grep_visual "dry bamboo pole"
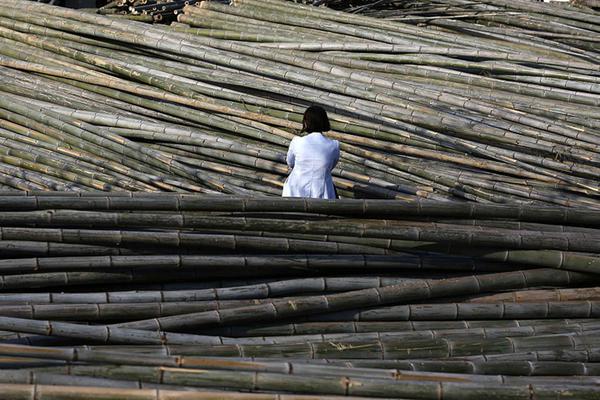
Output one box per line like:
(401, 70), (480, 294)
(11, 364), (600, 389)
(0, 300), (293, 321)
(211, 355), (600, 374)
(0, 384), (389, 400)
(40, 75), (306, 164)
(0, 240), (149, 258)
(0, 253), (489, 275)
(7, 300), (599, 330)
(10, 303), (598, 325)
(60, 330), (600, 360)
(301, 301), (600, 322)
(0, 276), (442, 304)
(114, 269), (593, 331)
(4, 210), (600, 254)
(3, 194), (600, 225)
(7, 317), (600, 347)
(89, 343), (600, 360)
(0, 268), (314, 291)
(66, 343), (600, 361)
(0, 316), (224, 345)
(464, 288), (600, 303)
(3, 342), (600, 378)
(20, 362), (600, 387)
(199, 319), (600, 337)
(22, 359), (600, 399)
(0, 369), (198, 390)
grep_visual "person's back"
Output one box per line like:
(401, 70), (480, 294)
(282, 132), (339, 199)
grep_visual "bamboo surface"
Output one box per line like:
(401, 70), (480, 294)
(0, 0), (599, 204)
(1, 0), (600, 397)
(0, 194), (597, 397)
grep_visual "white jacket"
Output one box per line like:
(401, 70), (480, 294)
(282, 132), (340, 199)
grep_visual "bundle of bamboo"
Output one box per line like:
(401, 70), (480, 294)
(0, 0), (599, 206)
(1, 0), (600, 396)
(98, 0), (203, 23)
(0, 193), (598, 397)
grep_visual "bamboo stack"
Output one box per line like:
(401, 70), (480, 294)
(0, 193), (596, 397)
(1, 0), (600, 397)
(0, 0), (598, 206)
(97, 0), (206, 23)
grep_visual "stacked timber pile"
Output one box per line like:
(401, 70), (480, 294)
(0, 192), (598, 398)
(97, 0), (204, 23)
(0, 0), (599, 206)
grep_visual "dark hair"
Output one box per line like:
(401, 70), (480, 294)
(301, 105), (330, 133)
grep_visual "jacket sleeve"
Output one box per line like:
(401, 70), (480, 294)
(286, 138), (296, 168)
(330, 140), (340, 171)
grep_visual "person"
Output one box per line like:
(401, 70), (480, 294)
(282, 105), (340, 199)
